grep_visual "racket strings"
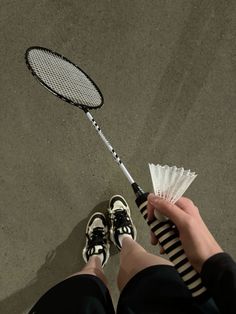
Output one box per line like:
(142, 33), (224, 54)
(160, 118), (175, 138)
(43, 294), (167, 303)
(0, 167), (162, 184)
(27, 49), (102, 107)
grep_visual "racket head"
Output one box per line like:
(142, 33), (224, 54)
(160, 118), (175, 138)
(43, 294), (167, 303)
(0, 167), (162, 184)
(25, 46), (104, 110)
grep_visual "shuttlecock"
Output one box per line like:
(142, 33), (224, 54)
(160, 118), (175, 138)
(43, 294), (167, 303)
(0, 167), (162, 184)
(149, 163), (197, 208)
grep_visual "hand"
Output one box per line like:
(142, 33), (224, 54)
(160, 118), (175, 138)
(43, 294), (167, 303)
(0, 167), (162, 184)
(147, 193), (223, 273)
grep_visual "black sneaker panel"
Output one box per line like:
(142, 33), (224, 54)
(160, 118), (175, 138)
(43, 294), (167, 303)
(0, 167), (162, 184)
(87, 227), (107, 248)
(113, 210), (131, 229)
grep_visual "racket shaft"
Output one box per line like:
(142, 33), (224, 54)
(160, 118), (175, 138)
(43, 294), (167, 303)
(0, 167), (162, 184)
(136, 193), (207, 299)
(85, 111), (135, 184)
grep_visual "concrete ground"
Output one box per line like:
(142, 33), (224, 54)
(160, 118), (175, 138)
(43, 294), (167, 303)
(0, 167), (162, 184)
(0, 1), (236, 313)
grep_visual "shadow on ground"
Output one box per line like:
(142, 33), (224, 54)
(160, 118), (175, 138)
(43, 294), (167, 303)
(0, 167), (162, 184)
(0, 201), (117, 314)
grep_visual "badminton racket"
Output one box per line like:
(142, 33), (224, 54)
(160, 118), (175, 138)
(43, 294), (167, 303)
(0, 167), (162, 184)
(25, 46), (207, 300)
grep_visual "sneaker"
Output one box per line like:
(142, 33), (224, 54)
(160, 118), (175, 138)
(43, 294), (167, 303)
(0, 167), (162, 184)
(82, 212), (110, 267)
(107, 195), (137, 250)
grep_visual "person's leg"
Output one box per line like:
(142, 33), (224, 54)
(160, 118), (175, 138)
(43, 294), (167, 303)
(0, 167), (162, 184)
(29, 212), (115, 314)
(117, 239), (220, 314)
(107, 194), (173, 291)
(118, 236), (173, 290)
(67, 255), (108, 286)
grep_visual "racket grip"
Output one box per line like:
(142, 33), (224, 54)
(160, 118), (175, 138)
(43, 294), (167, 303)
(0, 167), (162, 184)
(135, 192), (208, 300)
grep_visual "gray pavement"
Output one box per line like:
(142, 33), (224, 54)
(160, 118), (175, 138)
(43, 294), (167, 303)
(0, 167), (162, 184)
(0, 1), (236, 313)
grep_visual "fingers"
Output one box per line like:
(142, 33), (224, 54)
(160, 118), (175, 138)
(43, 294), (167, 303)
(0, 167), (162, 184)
(175, 197), (200, 218)
(150, 231), (158, 245)
(150, 231), (165, 254)
(175, 196), (194, 207)
(147, 196), (155, 222)
(159, 246), (165, 254)
(147, 193), (188, 228)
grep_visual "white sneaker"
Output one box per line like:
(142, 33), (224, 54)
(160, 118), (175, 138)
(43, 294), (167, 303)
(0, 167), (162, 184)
(107, 195), (137, 250)
(82, 212), (110, 267)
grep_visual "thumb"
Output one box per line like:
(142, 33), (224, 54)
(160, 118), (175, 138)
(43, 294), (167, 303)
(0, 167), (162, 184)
(148, 194), (188, 228)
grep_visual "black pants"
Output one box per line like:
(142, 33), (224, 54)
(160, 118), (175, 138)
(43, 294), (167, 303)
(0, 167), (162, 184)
(29, 265), (220, 314)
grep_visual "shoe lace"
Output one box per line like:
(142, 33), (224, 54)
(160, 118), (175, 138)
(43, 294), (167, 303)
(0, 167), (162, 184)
(88, 227), (105, 247)
(114, 209), (130, 228)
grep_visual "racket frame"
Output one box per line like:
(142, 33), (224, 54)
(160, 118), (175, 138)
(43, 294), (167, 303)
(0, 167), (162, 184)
(25, 46), (104, 110)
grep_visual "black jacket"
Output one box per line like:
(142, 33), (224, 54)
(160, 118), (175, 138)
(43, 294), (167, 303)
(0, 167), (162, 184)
(201, 253), (236, 314)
